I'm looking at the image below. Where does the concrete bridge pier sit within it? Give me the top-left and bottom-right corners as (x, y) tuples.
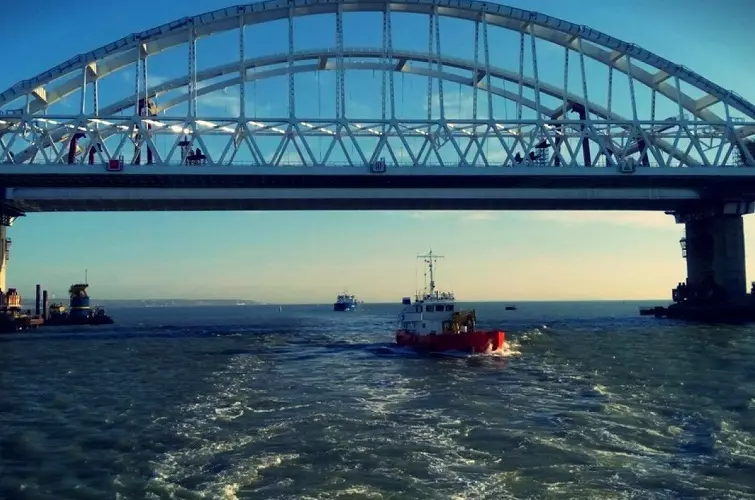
(0, 225), (7, 293)
(682, 213), (747, 301)
(645, 202), (755, 321)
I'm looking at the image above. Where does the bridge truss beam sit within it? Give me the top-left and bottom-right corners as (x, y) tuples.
(1, 114), (754, 169)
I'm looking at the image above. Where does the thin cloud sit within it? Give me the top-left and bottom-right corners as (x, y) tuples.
(527, 211), (676, 229)
(345, 100), (373, 117)
(121, 70), (170, 87)
(393, 210), (677, 228)
(424, 92), (474, 120)
(121, 70), (250, 116)
(406, 210), (497, 222)
(148, 75), (171, 87)
(195, 82), (240, 115)
(462, 211), (496, 221)
(408, 210), (451, 219)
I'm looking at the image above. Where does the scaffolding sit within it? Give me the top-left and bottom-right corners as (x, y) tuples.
(735, 140), (755, 166)
(531, 148), (549, 167)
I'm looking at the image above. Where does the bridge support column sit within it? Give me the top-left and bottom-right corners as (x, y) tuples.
(641, 202), (755, 321)
(682, 214), (746, 300)
(0, 225), (7, 293)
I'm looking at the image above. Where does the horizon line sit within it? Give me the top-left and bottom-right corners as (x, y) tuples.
(63, 297), (671, 304)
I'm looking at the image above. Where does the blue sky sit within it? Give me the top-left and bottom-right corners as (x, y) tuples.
(1, 0), (754, 303)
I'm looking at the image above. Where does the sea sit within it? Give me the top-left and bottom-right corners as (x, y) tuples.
(1, 301), (754, 499)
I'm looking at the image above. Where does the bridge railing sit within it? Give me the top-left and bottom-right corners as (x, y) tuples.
(6, 159), (752, 170)
(1, 115), (754, 169)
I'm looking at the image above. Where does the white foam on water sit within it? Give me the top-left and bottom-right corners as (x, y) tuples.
(146, 352), (301, 499)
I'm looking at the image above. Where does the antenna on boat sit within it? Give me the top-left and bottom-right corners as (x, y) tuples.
(414, 258), (419, 298)
(417, 249), (443, 294)
(84, 269), (88, 285)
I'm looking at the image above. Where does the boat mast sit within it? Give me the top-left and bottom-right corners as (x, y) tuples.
(418, 250), (443, 294)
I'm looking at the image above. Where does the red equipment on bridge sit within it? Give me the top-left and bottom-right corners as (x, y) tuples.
(107, 157), (124, 172)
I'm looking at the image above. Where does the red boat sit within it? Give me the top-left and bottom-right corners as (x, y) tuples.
(395, 250), (505, 354)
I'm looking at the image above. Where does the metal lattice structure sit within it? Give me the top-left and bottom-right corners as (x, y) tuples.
(1, 0), (754, 171)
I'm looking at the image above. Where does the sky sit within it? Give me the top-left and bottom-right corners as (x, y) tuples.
(0, 0), (754, 303)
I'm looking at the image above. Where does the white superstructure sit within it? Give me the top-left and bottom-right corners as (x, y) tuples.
(398, 251), (475, 335)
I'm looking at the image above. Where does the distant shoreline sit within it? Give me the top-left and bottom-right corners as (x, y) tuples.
(93, 299), (262, 307)
(16, 296), (671, 308)
(82, 298), (669, 308)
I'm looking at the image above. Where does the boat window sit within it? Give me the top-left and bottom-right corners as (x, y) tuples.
(416, 306), (422, 313)
(426, 305), (433, 312)
(435, 305), (444, 312)
(445, 305), (454, 312)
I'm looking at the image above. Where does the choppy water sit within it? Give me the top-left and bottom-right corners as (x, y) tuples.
(1, 301), (755, 499)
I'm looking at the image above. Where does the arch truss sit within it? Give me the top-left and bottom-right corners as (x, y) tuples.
(0, 0), (754, 170)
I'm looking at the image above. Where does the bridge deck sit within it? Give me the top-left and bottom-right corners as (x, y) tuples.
(2, 164), (755, 185)
(3, 165), (755, 212)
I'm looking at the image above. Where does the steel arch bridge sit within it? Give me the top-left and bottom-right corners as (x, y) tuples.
(2, 0), (754, 169)
(1, 0), (755, 213)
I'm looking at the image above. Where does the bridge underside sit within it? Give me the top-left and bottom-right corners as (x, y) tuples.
(4, 164), (755, 212)
(0, 195), (710, 213)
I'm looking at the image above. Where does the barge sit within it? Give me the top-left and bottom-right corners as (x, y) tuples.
(45, 282), (114, 326)
(0, 287), (44, 333)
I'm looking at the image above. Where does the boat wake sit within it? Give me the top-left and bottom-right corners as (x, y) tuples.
(378, 338), (521, 359)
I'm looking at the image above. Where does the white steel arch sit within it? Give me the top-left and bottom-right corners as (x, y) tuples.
(2, 0), (754, 120)
(5, 50), (703, 168)
(0, 0), (754, 169)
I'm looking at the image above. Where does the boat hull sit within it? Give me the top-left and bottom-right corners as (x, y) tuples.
(45, 314), (114, 326)
(333, 302), (356, 311)
(396, 329), (505, 354)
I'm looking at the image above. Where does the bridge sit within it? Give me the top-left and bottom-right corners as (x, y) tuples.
(1, 0), (755, 314)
